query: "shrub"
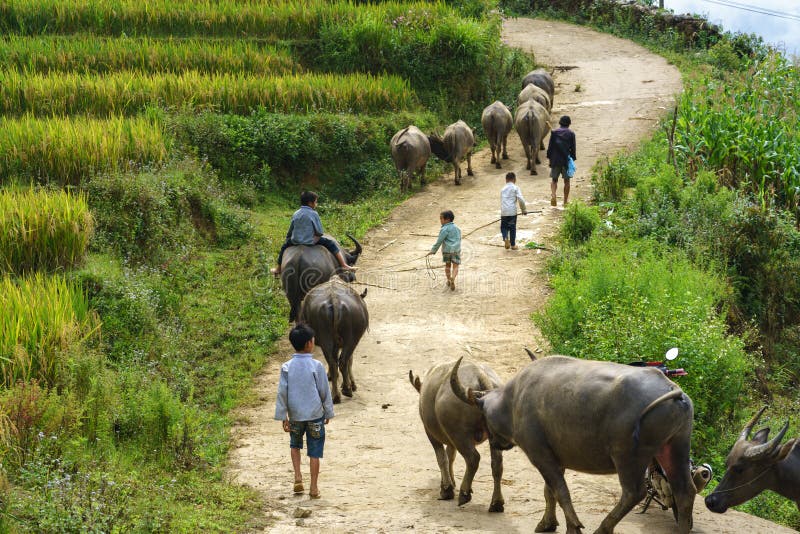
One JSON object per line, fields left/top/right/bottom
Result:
{"left": 534, "top": 239, "right": 749, "bottom": 445}
{"left": 0, "top": 188, "right": 94, "bottom": 274}
{"left": 560, "top": 201, "right": 600, "bottom": 244}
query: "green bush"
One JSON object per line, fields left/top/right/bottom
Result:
{"left": 560, "top": 201, "right": 600, "bottom": 244}
{"left": 534, "top": 239, "right": 749, "bottom": 445}
{"left": 172, "top": 110, "right": 439, "bottom": 200}
{"left": 86, "top": 162, "right": 251, "bottom": 263}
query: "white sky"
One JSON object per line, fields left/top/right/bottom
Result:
{"left": 663, "top": 0, "right": 800, "bottom": 55}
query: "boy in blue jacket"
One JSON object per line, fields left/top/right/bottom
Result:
{"left": 427, "top": 210, "right": 462, "bottom": 291}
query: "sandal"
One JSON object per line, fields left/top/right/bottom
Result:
{"left": 293, "top": 481, "right": 304, "bottom": 494}
{"left": 309, "top": 491, "right": 321, "bottom": 499}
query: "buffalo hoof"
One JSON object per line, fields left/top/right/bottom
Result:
{"left": 457, "top": 490, "right": 472, "bottom": 506}
{"left": 488, "top": 501, "right": 504, "bottom": 513}
{"left": 455, "top": 180, "right": 461, "bottom": 186}
{"left": 467, "top": 170, "right": 474, "bottom": 176}
{"left": 439, "top": 486, "right": 455, "bottom": 500}
{"left": 525, "top": 162, "right": 531, "bottom": 170}
{"left": 490, "top": 156, "right": 496, "bottom": 164}
{"left": 495, "top": 163, "right": 501, "bottom": 169}
{"left": 535, "top": 518, "right": 558, "bottom": 532}
{"left": 341, "top": 387, "right": 353, "bottom": 398}
{"left": 536, "top": 157, "right": 541, "bottom": 164}
{"left": 502, "top": 154, "right": 509, "bottom": 159}
{"left": 531, "top": 170, "right": 538, "bottom": 175}
{"left": 350, "top": 382, "right": 357, "bottom": 391}
{"left": 333, "top": 396, "right": 341, "bottom": 404}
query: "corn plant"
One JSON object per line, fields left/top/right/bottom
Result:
{"left": 0, "top": 273, "right": 98, "bottom": 387}
{"left": 0, "top": 115, "right": 169, "bottom": 186}
{"left": 0, "top": 35, "right": 298, "bottom": 75}
{"left": 0, "top": 70, "right": 418, "bottom": 116}
{"left": 0, "top": 188, "right": 93, "bottom": 274}
{"left": 674, "top": 52, "right": 800, "bottom": 220}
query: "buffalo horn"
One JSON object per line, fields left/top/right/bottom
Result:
{"left": 744, "top": 420, "right": 790, "bottom": 460}
{"left": 346, "top": 233, "right": 362, "bottom": 257}
{"left": 739, "top": 406, "right": 768, "bottom": 442}
{"left": 524, "top": 347, "right": 537, "bottom": 361}
{"left": 450, "top": 357, "right": 477, "bottom": 406}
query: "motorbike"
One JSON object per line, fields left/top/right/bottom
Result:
{"left": 628, "top": 348, "right": 713, "bottom": 518}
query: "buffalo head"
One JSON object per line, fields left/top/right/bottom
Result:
{"left": 427, "top": 134, "right": 453, "bottom": 163}
{"left": 339, "top": 233, "right": 362, "bottom": 282}
{"left": 705, "top": 407, "right": 797, "bottom": 513}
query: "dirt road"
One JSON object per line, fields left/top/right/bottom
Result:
{"left": 229, "top": 18, "right": 794, "bottom": 534}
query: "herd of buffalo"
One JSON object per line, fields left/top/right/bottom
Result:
{"left": 275, "top": 68, "right": 800, "bottom": 532}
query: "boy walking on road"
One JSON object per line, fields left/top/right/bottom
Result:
{"left": 275, "top": 323, "right": 335, "bottom": 499}
{"left": 500, "top": 172, "right": 527, "bottom": 250}
{"left": 546, "top": 115, "right": 577, "bottom": 206}
{"left": 427, "top": 210, "right": 461, "bottom": 291}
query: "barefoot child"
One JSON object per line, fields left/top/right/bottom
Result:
{"left": 274, "top": 323, "right": 335, "bottom": 499}
{"left": 271, "top": 191, "right": 356, "bottom": 276}
{"left": 427, "top": 210, "right": 461, "bottom": 290}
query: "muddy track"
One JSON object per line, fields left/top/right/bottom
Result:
{"left": 229, "top": 18, "right": 794, "bottom": 534}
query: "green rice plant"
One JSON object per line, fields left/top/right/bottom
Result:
{"left": 0, "top": 70, "right": 418, "bottom": 117}
{"left": 0, "top": 188, "right": 94, "bottom": 274}
{"left": 0, "top": 0, "right": 456, "bottom": 39}
{"left": 0, "top": 35, "right": 298, "bottom": 75}
{"left": 0, "top": 273, "right": 99, "bottom": 387}
{"left": 0, "top": 115, "right": 169, "bottom": 186}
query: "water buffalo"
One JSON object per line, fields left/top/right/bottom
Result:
{"left": 299, "top": 278, "right": 368, "bottom": 404}
{"left": 517, "top": 83, "right": 552, "bottom": 112}
{"left": 390, "top": 125, "right": 431, "bottom": 191}
{"left": 481, "top": 101, "right": 513, "bottom": 169}
{"left": 451, "top": 355, "right": 696, "bottom": 534}
{"left": 522, "top": 68, "right": 555, "bottom": 104}
{"left": 410, "top": 359, "right": 506, "bottom": 511}
{"left": 428, "top": 120, "right": 475, "bottom": 185}
{"left": 280, "top": 233, "right": 362, "bottom": 322}
{"left": 705, "top": 407, "right": 799, "bottom": 513}
{"left": 515, "top": 99, "right": 550, "bottom": 175}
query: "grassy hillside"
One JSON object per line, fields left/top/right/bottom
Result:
{"left": 0, "top": 0, "right": 530, "bottom": 530}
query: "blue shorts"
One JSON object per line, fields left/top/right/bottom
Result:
{"left": 289, "top": 418, "right": 326, "bottom": 458}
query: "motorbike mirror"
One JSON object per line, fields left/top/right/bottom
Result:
{"left": 665, "top": 347, "right": 679, "bottom": 361}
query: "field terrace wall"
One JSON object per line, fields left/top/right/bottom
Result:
{"left": 528, "top": 0, "right": 722, "bottom": 48}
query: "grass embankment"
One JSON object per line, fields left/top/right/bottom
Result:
{"left": 0, "top": 0, "right": 530, "bottom": 529}
{"left": 517, "top": 2, "right": 800, "bottom": 526}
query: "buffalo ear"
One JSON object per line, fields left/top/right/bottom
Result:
{"left": 752, "top": 428, "right": 771, "bottom": 444}
{"left": 776, "top": 440, "right": 796, "bottom": 462}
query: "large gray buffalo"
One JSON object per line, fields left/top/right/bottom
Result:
{"left": 481, "top": 101, "right": 513, "bottom": 169}
{"left": 515, "top": 99, "right": 550, "bottom": 175}
{"left": 522, "top": 68, "right": 555, "bottom": 104}
{"left": 518, "top": 83, "right": 552, "bottom": 112}
{"left": 428, "top": 120, "right": 475, "bottom": 185}
{"left": 390, "top": 125, "right": 431, "bottom": 191}
{"left": 280, "top": 234, "right": 362, "bottom": 322}
{"left": 705, "top": 407, "right": 800, "bottom": 513}
{"left": 299, "top": 278, "right": 368, "bottom": 404}
{"left": 410, "top": 359, "right": 506, "bottom": 511}
{"left": 451, "top": 355, "right": 696, "bottom": 534}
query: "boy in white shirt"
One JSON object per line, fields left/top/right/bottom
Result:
{"left": 500, "top": 172, "right": 527, "bottom": 250}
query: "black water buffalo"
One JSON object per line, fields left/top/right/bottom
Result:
{"left": 390, "top": 125, "right": 431, "bottom": 191}
{"left": 280, "top": 234, "right": 361, "bottom": 322}
{"left": 481, "top": 101, "right": 513, "bottom": 169}
{"left": 706, "top": 407, "right": 800, "bottom": 513}
{"left": 451, "top": 355, "right": 696, "bottom": 534}
{"left": 514, "top": 99, "right": 550, "bottom": 175}
{"left": 522, "top": 68, "right": 555, "bottom": 104}
{"left": 517, "top": 83, "right": 552, "bottom": 112}
{"left": 410, "top": 360, "right": 506, "bottom": 511}
{"left": 428, "top": 120, "right": 475, "bottom": 185}
{"left": 299, "top": 278, "right": 368, "bottom": 404}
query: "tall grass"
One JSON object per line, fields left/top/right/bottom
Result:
{"left": 0, "top": 115, "right": 169, "bottom": 186}
{"left": 674, "top": 52, "right": 800, "bottom": 220}
{"left": 0, "top": 189, "right": 93, "bottom": 274}
{"left": 0, "top": 35, "right": 298, "bottom": 75}
{"left": 0, "top": 274, "right": 98, "bottom": 387}
{"left": 0, "top": 0, "right": 456, "bottom": 39}
{"left": 0, "top": 70, "right": 418, "bottom": 116}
